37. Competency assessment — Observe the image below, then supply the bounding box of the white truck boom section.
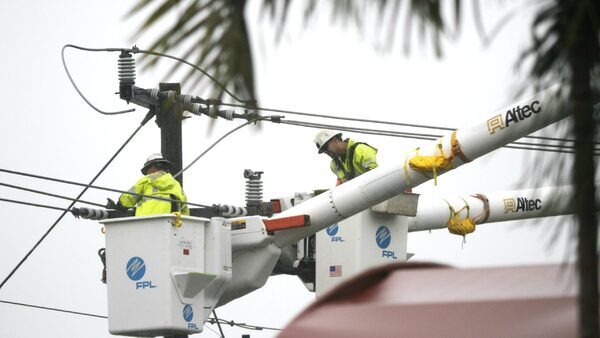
[273,86,566,247]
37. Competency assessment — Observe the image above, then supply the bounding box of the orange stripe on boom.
[263,215,310,232]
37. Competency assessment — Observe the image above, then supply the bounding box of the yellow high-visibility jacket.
[119,171,189,216]
[329,139,378,183]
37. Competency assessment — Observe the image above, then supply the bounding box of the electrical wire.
[62,44,254,111]
[0,299,107,319]
[63,44,596,148]
[0,299,281,332]
[203,324,223,338]
[65,44,600,149]
[0,181,106,208]
[283,119,438,141]
[61,45,135,115]
[220,101,598,145]
[0,167,209,209]
[0,113,151,290]
[212,309,226,338]
[280,119,600,156]
[0,198,72,213]
[206,318,282,331]
[173,117,276,179]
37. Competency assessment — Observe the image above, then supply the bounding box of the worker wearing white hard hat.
[107,153,189,216]
[314,130,378,186]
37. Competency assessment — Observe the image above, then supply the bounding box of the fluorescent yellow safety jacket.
[119,171,189,216]
[329,139,378,183]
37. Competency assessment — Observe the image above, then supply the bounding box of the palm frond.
[127,0,255,103]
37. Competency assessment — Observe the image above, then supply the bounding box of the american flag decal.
[329,265,342,277]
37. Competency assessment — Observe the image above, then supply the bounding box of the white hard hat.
[141,153,173,174]
[314,130,342,154]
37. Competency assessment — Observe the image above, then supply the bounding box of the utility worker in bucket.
[107,153,189,216]
[314,130,378,186]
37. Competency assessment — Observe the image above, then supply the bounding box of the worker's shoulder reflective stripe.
[127,187,142,202]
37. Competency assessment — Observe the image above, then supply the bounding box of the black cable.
[203,324,223,337]
[224,101,453,131]
[61,45,135,115]
[280,118,600,156]
[212,309,226,338]
[64,44,596,147]
[221,101,597,145]
[174,117,275,178]
[0,299,107,319]
[0,198,72,213]
[0,181,106,208]
[282,120,439,141]
[286,117,600,153]
[207,317,282,331]
[0,299,280,332]
[0,114,150,290]
[64,44,600,147]
[63,44,253,107]
[511,140,582,150]
[502,144,592,155]
[0,168,209,208]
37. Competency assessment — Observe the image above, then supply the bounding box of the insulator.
[157,90,176,101]
[191,103,202,115]
[118,52,136,85]
[72,207,109,220]
[179,94,193,105]
[222,110,234,120]
[244,169,264,207]
[147,88,159,99]
[220,204,248,217]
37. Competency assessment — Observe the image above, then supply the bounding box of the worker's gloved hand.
[106,198,119,210]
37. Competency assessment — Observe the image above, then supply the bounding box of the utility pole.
[158,83,187,338]
[158,82,184,186]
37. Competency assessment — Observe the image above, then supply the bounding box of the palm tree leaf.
[124,0,154,18]
[136,0,181,33]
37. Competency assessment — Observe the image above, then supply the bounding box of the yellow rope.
[444,198,476,237]
[171,211,183,227]
[409,141,452,186]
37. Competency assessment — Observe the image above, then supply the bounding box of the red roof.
[279,262,584,338]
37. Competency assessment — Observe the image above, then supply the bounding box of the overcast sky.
[0,1,579,337]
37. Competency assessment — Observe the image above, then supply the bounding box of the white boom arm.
[273,86,568,247]
[373,185,598,232]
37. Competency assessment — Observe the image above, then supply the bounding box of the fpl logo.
[183,305,198,330]
[375,226,397,259]
[126,256,157,289]
[326,224,344,243]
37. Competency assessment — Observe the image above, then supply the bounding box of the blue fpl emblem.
[183,304,198,330]
[126,257,146,281]
[375,226,391,249]
[376,226,397,259]
[183,305,194,322]
[126,256,157,289]
[326,224,339,236]
[326,224,344,243]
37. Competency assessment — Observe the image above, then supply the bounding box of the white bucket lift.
[315,207,409,296]
[101,214,231,337]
